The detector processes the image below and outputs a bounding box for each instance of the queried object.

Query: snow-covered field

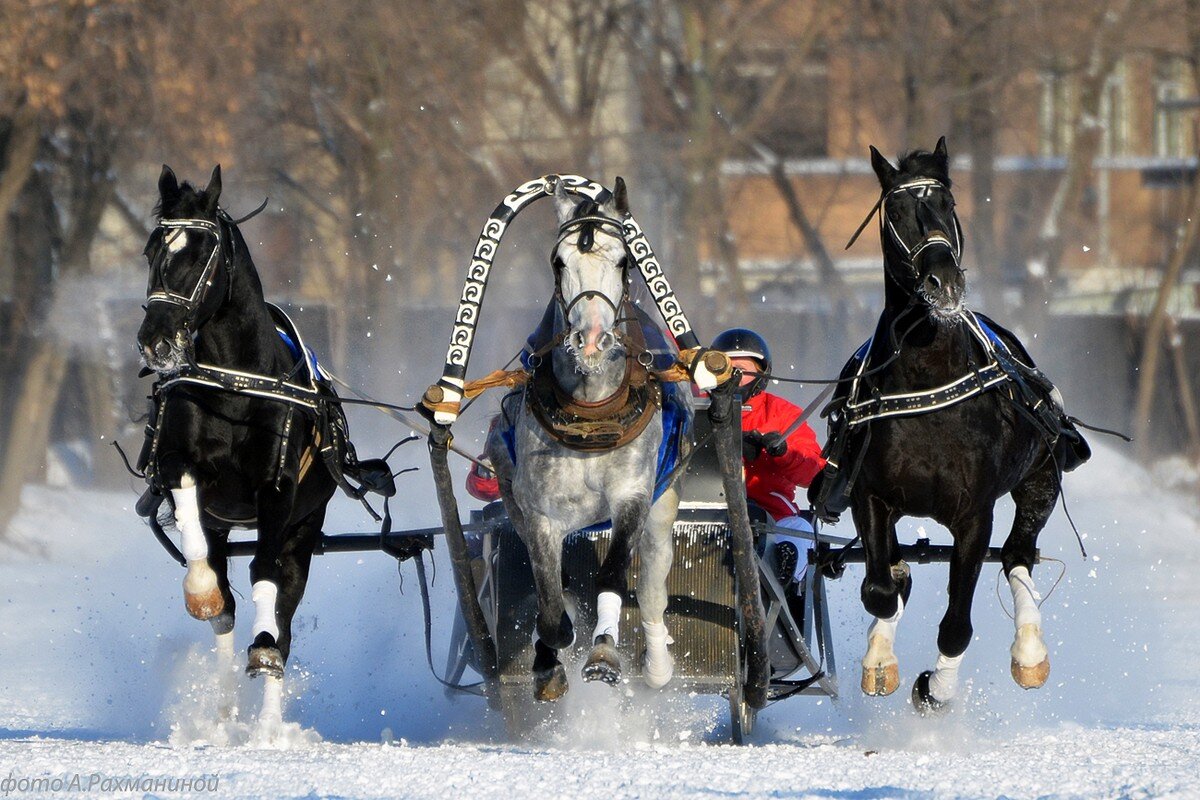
[1,442,1197,799]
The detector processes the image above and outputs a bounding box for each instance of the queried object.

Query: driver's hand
[761,431,788,457]
[742,430,765,461]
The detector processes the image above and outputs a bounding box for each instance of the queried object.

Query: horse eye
[888,208,901,222]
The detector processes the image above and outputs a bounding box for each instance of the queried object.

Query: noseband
[847,177,964,283]
[880,179,963,274]
[145,215,233,326]
[552,212,630,324]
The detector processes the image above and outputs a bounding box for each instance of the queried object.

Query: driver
[712,328,826,592]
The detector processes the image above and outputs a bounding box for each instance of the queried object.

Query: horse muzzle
[137,326,190,374]
[914,246,965,322]
[566,327,618,374]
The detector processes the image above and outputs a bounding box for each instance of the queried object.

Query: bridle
[144,214,233,328]
[551,210,632,330]
[847,177,964,287]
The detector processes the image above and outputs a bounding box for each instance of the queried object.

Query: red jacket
[742,391,826,521]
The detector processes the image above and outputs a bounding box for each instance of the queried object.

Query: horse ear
[933,136,949,170]
[611,176,630,216]
[869,145,898,190]
[158,165,180,203]
[204,164,222,213]
[553,180,576,224]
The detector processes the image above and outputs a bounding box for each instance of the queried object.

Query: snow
[1,442,1198,798]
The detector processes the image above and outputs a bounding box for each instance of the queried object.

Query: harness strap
[845,362,1010,426]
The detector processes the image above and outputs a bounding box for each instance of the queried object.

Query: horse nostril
[925,274,942,292]
[154,339,172,359]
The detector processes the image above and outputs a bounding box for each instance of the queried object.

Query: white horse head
[551,178,631,375]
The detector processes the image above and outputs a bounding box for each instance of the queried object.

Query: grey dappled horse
[486,180,684,701]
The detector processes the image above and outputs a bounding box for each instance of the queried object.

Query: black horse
[135,165,388,733]
[812,138,1089,712]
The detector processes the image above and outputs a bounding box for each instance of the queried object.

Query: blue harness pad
[277,329,326,382]
[499,377,689,505]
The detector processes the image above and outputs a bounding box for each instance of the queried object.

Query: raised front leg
[583,494,651,686]
[171,474,225,621]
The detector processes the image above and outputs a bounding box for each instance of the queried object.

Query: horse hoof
[246,645,284,679]
[1011,657,1050,689]
[184,586,225,621]
[582,635,622,686]
[911,670,948,715]
[183,563,224,621]
[533,664,569,702]
[861,662,900,696]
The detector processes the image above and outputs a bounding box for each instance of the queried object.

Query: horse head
[137,164,231,373]
[550,177,631,375]
[869,137,966,322]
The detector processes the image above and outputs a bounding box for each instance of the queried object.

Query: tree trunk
[1131,159,1200,460]
[1028,0,1133,323]
[1131,0,1200,462]
[0,339,70,538]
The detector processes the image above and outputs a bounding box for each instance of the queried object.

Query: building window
[1103,60,1131,157]
[1155,57,1193,158]
[1038,70,1074,157]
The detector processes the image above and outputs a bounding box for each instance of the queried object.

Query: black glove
[761,431,788,457]
[742,430,765,460]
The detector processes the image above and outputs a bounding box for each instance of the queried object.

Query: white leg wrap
[1008,566,1048,666]
[172,480,208,562]
[928,652,965,703]
[863,596,904,668]
[215,630,235,664]
[642,620,675,689]
[252,580,279,641]
[595,591,622,645]
[260,676,283,725]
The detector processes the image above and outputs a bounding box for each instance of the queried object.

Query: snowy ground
[1,441,1197,799]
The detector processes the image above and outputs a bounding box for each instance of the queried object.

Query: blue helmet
[713,328,771,397]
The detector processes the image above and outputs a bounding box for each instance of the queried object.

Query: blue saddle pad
[500,379,689,505]
[277,329,326,382]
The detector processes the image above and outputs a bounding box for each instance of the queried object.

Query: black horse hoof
[581,635,622,685]
[533,664,569,702]
[911,670,948,715]
[246,634,284,679]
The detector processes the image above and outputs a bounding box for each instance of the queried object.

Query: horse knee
[937,617,972,658]
[861,578,900,620]
[537,609,574,651]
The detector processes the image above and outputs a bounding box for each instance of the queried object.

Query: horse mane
[896,149,952,188]
[153,182,214,220]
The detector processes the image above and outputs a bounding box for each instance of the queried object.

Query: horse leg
[637,487,678,689]
[523,514,572,701]
[583,495,650,686]
[1002,461,1059,689]
[858,496,905,696]
[246,482,298,677]
[203,525,238,720]
[172,475,224,620]
[912,511,993,712]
